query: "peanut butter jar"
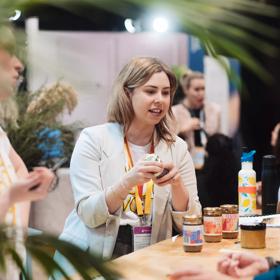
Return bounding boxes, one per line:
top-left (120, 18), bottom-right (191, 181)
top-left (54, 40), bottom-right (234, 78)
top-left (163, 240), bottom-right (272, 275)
top-left (183, 215), bottom-right (203, 252)
top-left (220, 204), bottom-right (239, 239)
top-left (240, 223), bottom-right (266, 249)
top-left (203, 207), bottom-right (222, 242)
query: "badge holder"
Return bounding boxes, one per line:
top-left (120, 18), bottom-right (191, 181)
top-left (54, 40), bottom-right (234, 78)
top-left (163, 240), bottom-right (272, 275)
top-left (132, 215), bottom-right (152, 251)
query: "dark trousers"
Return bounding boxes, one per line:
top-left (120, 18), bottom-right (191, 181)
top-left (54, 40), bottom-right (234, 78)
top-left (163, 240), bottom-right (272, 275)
top-left (112, 225), bottom-right (133, 259)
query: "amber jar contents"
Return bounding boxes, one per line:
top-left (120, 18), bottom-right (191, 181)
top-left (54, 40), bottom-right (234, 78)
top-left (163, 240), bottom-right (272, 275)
top-left (183, 215), bottom-right (203, 252)
top-left (203, 207), bottom-right (222, 242)
top-left (221, 204), bottom-right (239, 239)
top-left (240, 223), bottom-right (266, 249)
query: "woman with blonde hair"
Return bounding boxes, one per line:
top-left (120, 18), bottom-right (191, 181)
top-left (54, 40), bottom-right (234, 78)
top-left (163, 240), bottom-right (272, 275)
top-left (58, 57), bottom-right (201, 262)
top-left (0, 25), bottom-right (55, 227)
top-left (172, 71), bottom-right (221, 169)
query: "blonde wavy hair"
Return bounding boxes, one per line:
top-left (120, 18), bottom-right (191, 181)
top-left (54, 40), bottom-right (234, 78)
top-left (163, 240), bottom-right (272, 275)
top-left (107, 57), bottom-right (177, 144)
top-left (182, 71), bottom-right (204, 92)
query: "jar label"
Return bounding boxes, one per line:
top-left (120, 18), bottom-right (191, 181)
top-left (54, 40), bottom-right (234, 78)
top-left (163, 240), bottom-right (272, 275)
top-left (203, 216), bottom-right (222, 235)
top-left (183, 225), bottom-right (203, 245)
top-left (222, 213), bottom-right (239, 232)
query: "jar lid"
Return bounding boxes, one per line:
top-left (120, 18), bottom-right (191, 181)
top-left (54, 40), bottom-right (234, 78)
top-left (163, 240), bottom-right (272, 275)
top-left (240, 223), bottom-right (266, 231)
top-left (183, 215), bottom-right (202, 224)
top-left (220, 204), bottom-right (238, 214)
top-left (203, 207), bottom-right (222, 216)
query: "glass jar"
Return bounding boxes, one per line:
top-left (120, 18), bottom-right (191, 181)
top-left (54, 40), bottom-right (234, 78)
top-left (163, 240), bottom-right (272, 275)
top-left (203, 207), bottom-right (222, 242)
top-left (221, 204), bottom-right (239, 239)
top-left (183, 215), bottom-right (203, 252)
top-left (240, 223), bottom-right (266, 249)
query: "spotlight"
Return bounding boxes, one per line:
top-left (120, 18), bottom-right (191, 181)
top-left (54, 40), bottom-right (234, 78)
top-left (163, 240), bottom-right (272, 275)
top-left (9, 10), bottom-right (21, 21)
top-left (152, 17), bottom-right (169, 33)
top-left (124, 18), bottom-right (136, 33)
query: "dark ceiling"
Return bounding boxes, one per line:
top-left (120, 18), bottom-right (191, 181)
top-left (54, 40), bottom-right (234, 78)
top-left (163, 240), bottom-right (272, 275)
top-left (14, 3), bottom-right (144, 31)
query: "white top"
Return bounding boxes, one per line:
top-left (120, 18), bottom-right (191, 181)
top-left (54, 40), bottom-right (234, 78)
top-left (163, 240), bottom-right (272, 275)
top-left (120, 141), bottom-right (153, 226)
top-left (0, 127), bottom-right (19, 225)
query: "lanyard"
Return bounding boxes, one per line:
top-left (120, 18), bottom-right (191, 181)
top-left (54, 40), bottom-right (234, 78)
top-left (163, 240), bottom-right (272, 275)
top-left (124, 136), bottom-right (154, 216)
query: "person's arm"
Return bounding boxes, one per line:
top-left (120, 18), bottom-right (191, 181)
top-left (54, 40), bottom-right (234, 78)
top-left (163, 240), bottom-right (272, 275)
top-left (0, 189), bottom-right (12, 223)
top-left (9, 145), bottom-right (30, 227)
top-left (154, 139), bottom-right (201, 231)
top-left (154, 161), bottom-right (189, 211)
top-left (171, 106), bottom-right (200, 135)
top-left (0, 170), bottom-right (53, 224)
top-left (254, 264), bottom-right (280, 280)
top-left (168, 267), bottom-right (235, 280)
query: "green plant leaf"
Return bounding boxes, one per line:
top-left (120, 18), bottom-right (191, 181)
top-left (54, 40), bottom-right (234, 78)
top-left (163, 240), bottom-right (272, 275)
top-left (6, 248), bottom-right (30, 280)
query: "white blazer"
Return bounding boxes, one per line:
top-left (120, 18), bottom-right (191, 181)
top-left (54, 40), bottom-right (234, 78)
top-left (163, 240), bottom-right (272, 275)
top-left (59, 122), bottom-right (201, 259)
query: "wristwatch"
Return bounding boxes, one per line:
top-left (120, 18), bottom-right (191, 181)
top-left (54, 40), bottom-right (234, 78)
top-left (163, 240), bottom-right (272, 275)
top-left (265, 256), bottom-right (280, 270)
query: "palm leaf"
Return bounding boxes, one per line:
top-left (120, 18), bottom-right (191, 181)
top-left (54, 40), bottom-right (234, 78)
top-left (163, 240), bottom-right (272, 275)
top-left (0, 226), bottom-right (120, 280)
top-left (6, 248), bottom-right (30, 280)
top-left (1, 0), bottom-right (278, 81)
top-left (27, 246), bottom-right (73, 280)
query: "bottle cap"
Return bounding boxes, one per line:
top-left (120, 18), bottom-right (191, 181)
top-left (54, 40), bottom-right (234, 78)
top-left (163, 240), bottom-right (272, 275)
top-left (262, 155), bottom-right (276, 167)
top-left (241, 150), bottom-right (256, 162)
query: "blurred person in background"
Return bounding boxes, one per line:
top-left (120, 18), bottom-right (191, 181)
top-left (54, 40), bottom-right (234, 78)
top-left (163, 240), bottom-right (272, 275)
top-left (256, 121), bottom-right (280, 209)
top-left (171, 71), bottom-right (221, 170)
top-left (0, 25), bottom-right (55, 227)
top-left (169, 251), bottom-right (280, 280)
top-left (197, 133), bottom-right (239, 208)
top-left (0, 24), bottom-right (25, 129)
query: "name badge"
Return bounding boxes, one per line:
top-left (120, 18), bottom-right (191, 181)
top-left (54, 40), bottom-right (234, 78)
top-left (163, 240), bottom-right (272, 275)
top-left (132, 226), bottom-right (152, 251)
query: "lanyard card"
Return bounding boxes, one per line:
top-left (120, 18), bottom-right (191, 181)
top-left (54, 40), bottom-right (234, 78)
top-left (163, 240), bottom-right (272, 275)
top-left (132, 225), bottom-right (152, 251)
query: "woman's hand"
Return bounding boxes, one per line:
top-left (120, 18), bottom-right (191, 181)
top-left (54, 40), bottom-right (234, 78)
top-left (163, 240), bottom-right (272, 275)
top-left (122, 159), bottom-right (163, 190)
top-left (9, 167), bottom-right (55, 205)
top-left (153, 162), bottom-right (182, 188)
top-left (217, 252), bottom-right (269, 278)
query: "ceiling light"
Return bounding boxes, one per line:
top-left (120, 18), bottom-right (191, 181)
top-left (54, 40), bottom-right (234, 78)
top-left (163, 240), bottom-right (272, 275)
top-left (124, 18), bottom-right (136, 33)
top-left (9, 10), bottom-right (21, 21)
top-left (152, 17), bottom-right (169, 33)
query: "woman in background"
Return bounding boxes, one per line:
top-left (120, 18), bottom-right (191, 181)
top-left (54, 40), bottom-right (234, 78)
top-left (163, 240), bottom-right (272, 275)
top-left (172, 72), bottom-right (221, 169)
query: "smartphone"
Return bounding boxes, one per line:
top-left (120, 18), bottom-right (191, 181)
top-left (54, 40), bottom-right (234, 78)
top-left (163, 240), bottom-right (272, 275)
top-left (156, 168), bottom-right (169, 179)
top-left (50, 157), bottom-right (67, 172)
top-left (29, 158), bottom-right (67, 191)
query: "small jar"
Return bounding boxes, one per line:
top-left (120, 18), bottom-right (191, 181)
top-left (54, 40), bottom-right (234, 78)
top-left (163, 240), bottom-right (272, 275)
top-left (203, 207), bottom-right (222, 242)
top-left (240, 223), bottom-right (266, 249)
top-left (183, 215), bottom-right (203, 252)
top-left (221, 204), bottom-right (239, 239)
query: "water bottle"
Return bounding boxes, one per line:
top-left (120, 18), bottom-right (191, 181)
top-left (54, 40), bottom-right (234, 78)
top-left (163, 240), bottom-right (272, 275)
top-left (238, 150), bottom-right (257, 216)
top-left (261, 155), bottom-right (280, 215)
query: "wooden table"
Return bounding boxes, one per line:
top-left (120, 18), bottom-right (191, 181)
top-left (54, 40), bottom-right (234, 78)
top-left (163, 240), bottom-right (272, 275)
top-left (112, 228), bottom-right (280, 280)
